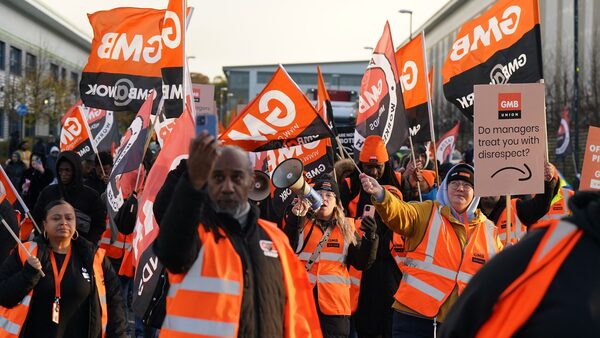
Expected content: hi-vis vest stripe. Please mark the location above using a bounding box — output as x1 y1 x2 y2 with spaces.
0 242 108 337
476 220 582 338
394 204 501 317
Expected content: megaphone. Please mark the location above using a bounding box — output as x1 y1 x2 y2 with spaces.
249 170 271 202
272 158 323 211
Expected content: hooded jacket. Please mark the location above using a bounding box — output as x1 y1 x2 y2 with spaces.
19 152 54 210
440 191 600 337
372 164 501 322
33 152 106 244
0 236 127 337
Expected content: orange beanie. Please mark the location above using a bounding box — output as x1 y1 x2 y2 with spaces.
420 170 436 188
359 135 389 163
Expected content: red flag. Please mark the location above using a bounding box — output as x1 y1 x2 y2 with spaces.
355 22 408 155
555 106 571 157
133 108 195 264
60 102 96 158
81 8 165 112
85 105 120 160
436 121 461 164
0 167 18 206
161 0 186 119
316 66 333 127
106 91 155 227
220 66 331 152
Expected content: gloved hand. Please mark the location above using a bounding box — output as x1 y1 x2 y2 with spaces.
360 216 378 240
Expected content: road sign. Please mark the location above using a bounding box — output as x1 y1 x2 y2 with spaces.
16 104 28 117
579 126 600 191
474 83 547 197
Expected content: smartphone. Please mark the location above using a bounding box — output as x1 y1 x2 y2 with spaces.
195 114 218 137
363 204 375 218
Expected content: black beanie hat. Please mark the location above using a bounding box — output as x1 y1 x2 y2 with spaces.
313 174 340 201
446 163 474 187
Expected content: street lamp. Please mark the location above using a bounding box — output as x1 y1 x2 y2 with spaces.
363 46 373 51
398 9 413 39
219 87 228 122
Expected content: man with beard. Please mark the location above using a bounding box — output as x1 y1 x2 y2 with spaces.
154 132 321 337
478 162 558 245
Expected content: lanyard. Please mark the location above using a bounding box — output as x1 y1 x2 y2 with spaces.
49 248 72 301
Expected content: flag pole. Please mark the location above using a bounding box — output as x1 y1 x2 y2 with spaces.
505 194 512 245
0 166 41 234
408 135 423 202
2 218 45 277
421 31 440 186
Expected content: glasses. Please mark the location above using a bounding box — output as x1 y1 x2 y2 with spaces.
448 181 473 190
318 191 336 199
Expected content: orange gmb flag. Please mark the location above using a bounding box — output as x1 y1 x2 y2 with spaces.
220 66 331 152
60 102 96 158
161 0 186 119
80 7 165 112
0 167 18 205
316 66 334 129
355 21 408 155
442 0 543 120
395 33 431 143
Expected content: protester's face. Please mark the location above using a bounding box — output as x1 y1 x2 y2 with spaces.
21 142 29 151
315 190 336 220
362 162 385 180
50 151 59 158
447 180 474 213
208 148 254 216
58 161 74 185
480 196 501 210
44 203 76 240
11 154 18 162
96 164 112 177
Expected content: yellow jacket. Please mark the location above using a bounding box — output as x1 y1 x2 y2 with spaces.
372 189 503 322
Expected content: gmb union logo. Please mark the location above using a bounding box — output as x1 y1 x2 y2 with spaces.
84 78 152 107
497 93 521 120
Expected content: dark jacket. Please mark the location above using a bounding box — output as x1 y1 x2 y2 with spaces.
5 157 26 192
483 177 559 227
154 172 287 338
33 151 106 244
0 199 19 263
19 154 54 210
440 191 600 338
84 171 107 196
0 236 127 338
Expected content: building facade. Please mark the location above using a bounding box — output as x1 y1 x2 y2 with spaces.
0 0 90 140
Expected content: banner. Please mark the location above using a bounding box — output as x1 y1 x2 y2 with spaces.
60 102 96 159
161 0 185 119
250 138 334 218
219 66 331 152
395 33 431 143
81 8 165 112
106 91 155 228
316 66 335 130
474 83 546 197
354 21 408 156
0 166 22 207
555 106 571 158
436 121 460 164
579 126 600 191
85 106 120 158
442 0 543 120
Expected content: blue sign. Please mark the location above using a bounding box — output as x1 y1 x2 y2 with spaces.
16 104 28 117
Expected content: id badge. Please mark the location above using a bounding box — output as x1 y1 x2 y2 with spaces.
52 300 60 324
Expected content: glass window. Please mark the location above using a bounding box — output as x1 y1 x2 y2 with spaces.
339 74 362 87
50 63 59 81
0 41 5 70
288 72 317 85
25 53 36 75
9 46 22 75
61 67 67 81
257 71 274 84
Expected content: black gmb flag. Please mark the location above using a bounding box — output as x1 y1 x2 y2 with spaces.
442 0 543 121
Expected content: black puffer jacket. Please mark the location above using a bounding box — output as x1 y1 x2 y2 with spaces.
33 151 106 244
440 191 600 338
0 236 127 337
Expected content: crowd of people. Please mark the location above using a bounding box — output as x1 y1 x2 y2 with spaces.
0 132 597 338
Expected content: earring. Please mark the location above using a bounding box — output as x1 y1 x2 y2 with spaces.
72 230 79 240
43 231 48 240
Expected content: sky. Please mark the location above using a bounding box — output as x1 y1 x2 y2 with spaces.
37 0 452 80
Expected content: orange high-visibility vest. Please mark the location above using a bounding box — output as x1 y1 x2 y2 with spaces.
345 173 402 217
18 217 34 242
348 221 362 314
161 219 322 338
495 199 526 246
394 203 501 318
298 218 354 316
540 187 574 221
476 220 582 338
100 227 133 260
0 242 108 337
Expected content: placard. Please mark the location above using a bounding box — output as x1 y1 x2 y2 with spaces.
579 126 600 191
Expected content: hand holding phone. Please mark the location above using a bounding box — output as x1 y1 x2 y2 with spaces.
196 114 218 138
363 204 375 219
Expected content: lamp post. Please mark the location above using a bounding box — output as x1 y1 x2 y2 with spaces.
398 9 413 40
219 87 228 122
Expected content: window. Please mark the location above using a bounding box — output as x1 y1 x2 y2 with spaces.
9 46 22 75
25 53 36 75
50 63 59 81
70 71 78 84
61 67 66 81
0 41 5 70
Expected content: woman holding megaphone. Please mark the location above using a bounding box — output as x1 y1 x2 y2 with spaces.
283 174 379 338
